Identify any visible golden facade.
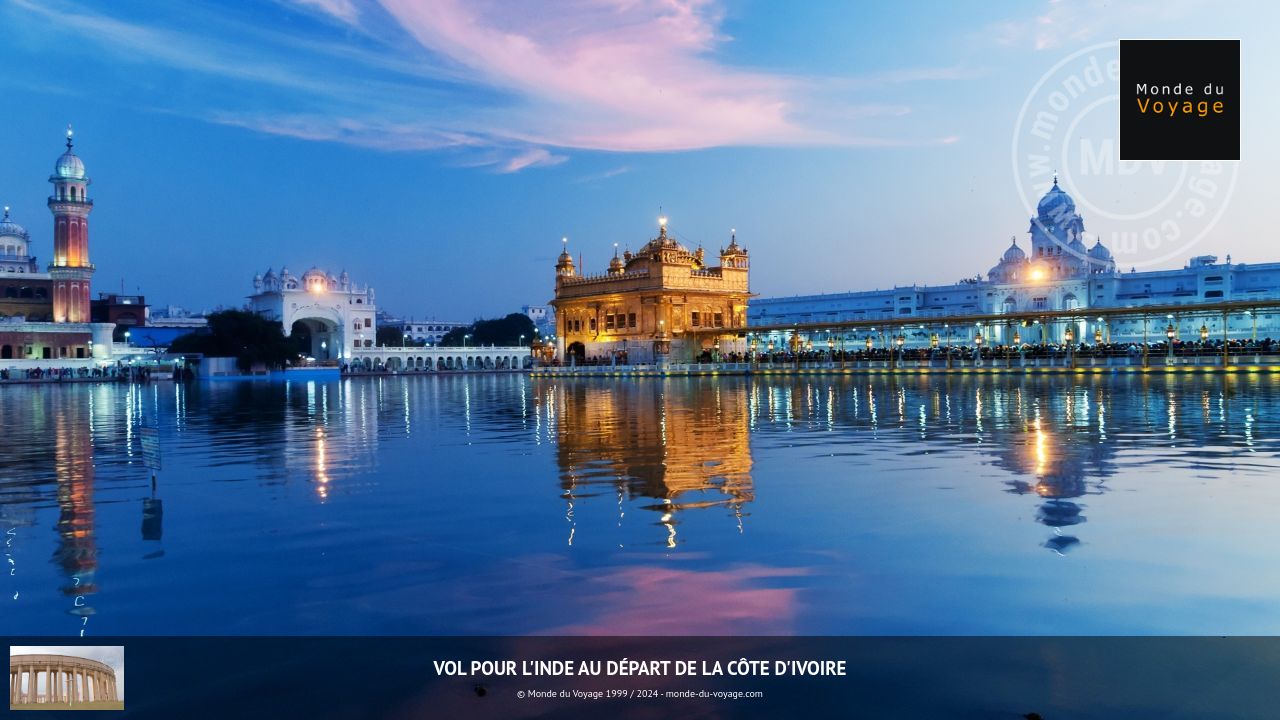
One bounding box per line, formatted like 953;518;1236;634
551;218;751;363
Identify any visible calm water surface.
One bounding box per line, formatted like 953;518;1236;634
3;373;1280;636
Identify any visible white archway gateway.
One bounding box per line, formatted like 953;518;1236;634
290;316;341;362
248;266;377;363
349;345;532;372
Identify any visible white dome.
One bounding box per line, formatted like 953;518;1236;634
1002;238;1026;262
0;207;30;242
55;149;86;180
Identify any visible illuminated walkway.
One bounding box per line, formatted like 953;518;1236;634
532;354;1280;378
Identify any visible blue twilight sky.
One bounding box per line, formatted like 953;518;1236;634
0;0;1275;320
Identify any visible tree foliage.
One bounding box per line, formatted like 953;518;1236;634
439;313;536;347
168;310;299;372
376;325;405;347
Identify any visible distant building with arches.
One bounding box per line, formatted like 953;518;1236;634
393;317;469;345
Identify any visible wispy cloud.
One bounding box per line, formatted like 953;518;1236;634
499;148;568;173
989;0;1208;50
9;0;976;170
574;165;632;183
376;0;820;152
288;0;360;25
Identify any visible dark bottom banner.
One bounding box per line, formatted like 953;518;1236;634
6;637;1280;719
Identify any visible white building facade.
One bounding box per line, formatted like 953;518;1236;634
751;180;1280;344
249;267;377;361
395;318;468;345
521;304;555;337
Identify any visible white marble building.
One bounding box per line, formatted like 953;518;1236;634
249;267;377;361
751;179;1280;344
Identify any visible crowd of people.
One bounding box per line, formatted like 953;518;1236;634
535;337;1280;367
0;363;159;383
711;337;1280;365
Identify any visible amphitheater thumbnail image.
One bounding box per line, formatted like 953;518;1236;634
10;647;123;710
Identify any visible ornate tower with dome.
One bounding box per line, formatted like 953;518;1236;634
989;178;1116;286
48;125;95;323
1018;175;1115;281
550;216;752;364
0;127;115;363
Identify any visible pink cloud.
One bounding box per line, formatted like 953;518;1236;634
377;0;825;152
542;564;807;635
13;0;969;171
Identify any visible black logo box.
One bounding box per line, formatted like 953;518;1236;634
1120;39;1239;160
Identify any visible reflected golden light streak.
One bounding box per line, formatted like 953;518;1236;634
314;428;330;501
1033;416;1048;480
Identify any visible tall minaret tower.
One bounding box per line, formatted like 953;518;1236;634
48;124;94;323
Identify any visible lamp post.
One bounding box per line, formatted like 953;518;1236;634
827;336;835;363
1166;323;1176;364
974;332;984;367
895;334;905;370
1199;323;1209;360
1063;326;1075;368
1013;330;1022;367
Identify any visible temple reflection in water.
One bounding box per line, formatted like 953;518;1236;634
543;373;1271;554
2;372;1280;636
53;390;98;620
548;380;754;547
